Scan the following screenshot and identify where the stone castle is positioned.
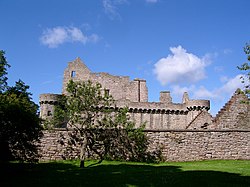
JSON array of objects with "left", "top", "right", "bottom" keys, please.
[
  {"left": 40, "top": 57, "right": 214, "bottom": 130},
  {"left": 39, "top": 57, "right": 249, "bottom": 161}
]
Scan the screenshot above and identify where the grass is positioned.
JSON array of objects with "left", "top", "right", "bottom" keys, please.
[{"left": 0, "top": 160, "right": 249, "bottom": 187}]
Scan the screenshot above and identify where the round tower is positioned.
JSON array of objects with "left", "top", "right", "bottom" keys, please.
[{"left": 39, "top": 94, "right": 62, "bottom": 120}]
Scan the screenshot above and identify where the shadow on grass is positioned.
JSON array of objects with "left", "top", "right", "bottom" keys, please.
[{"left": 0, "top": 161, "right": 249, "bottom": 187}]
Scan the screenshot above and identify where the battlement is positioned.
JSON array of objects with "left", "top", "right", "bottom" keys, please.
[
  {"left": 39, "top": 94, "right": 62, "bottom": 120},
  {"left": 185, "top": 100, "right": 210, "bottom": 111},
  {"left": 39, "top": 93, "right": 61, "bottom": 104}
]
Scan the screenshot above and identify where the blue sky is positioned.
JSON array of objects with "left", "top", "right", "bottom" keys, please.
[{"left": 1, "top": 0, "right": 249, "bottom": 116}]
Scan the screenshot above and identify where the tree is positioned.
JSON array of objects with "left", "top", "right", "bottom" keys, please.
[
  {"left": 53, "top": 80, "right": 156, "bottom": 168},
  {"left": 238, "top": 43, "right": 250, "bottom": 98},
  {"left": 0, "top": 50, "right": 10, "bottom": 93},
  {"left": 0, "top": 51, "right": 42, "bottom": 163}
]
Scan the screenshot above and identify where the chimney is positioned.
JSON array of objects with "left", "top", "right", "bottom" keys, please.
[
  {"left": 160, "top": 91, "right": 172, "bottom": 103},
  {"left": 182, "top": 92, "right": 189, "bottom": 103}
]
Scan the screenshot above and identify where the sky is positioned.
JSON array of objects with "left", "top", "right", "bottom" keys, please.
[{"left": 0, "top": 0, "right": 249, "bottom": 116}]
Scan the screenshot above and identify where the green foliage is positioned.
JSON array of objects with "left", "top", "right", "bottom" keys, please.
[
  {"left": 66, "top": 80, "right": 114, "bottom": 128},
  {"left": 0, "top": 52, "right": 42, "bottom": 163},
  {"left": 53, "top": 80, "right": 159, "bottom": 166},
  {"left": 238, "top": 43, "right": 250, "bottom": 98},
  {"left": 0, "top": 50, "right": 10, "bottom": 93},
  {"left": 49, "top": 95, "right": 68, "bottom": 128}
]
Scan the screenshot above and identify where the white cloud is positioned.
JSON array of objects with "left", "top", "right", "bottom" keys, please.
[
  {"left": 154, "top": 46, "right": 209, "bottom": 85},
  {"left": 195, "top": 75, "right": 244, "bottom": 100},
  {"left": 218, "top": 74, "right": 245, "bottom": 95},
  {"left": 170, "top": 75, "right": 246, "bottom": 116},
  {"left": 219, "top": 76, "right": 229, "bottom": 83},
  {"left": 173, "top": 74, "right": 245, "bottom": 100},
  {"left": 193, "top": 86, "right": 218, "bottom": 99},
  {"left": 40, "top": 27, "right": 68, "bottom": 48},
  {"left": 171, "top": 85, "right": 195, "bottom": 98},
  {"left": 40, "top": 26, "right": 99, "bottom": 48},
  {"left": 102, "top": 0, "right": 128, "bottom": 20},
  {"left": 67, "top": 27, "right": 87, "bottom": 43}
]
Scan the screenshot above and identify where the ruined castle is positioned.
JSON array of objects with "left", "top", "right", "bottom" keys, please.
[
  {"left": 40, "top": 57, "right": 213, "bottom": 130},
  {"left": 39, "top": 57, "right": 249, "bottom": 161}
]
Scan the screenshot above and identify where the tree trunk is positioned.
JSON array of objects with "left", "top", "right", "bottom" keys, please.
[
  {"left": 79, "top": 135, "right": 87, "bottom": 168},
  {"left": 80, "top": 159, "right": 85, "bottom": 168}
]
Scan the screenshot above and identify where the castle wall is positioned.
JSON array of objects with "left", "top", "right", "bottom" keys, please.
[
  {"left": 129, "top": 111, "right": 188, "bottom": 129},
  {"left": 62, "top": 58, "right": 91, "bottom": 94},
  {"left": 62, "top": 58, "right": 148, "bottom": 102},
  {"left": 39, "top": 129, "right": 250, "bottom": 161},
  {"left": 147, "top": 129, "right": 250, "bottom": 161}
]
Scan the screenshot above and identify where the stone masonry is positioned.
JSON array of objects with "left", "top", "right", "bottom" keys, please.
[
  {"left": 39, "top": 57, "right": 250, "bottom": 161},
  {"left": 40, "top": 57, "right": 212, "bottom": 130}
]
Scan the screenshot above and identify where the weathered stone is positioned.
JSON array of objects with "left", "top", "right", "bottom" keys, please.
[
  {"left": 39, "top": 58, "right": 213, "bottom": 130},
  {"left": 38, "top": 57, "right": 250, "bottom": 162}
]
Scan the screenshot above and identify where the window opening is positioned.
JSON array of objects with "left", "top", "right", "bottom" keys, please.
[
  {"left": 104, "top": 89, "right": 110, "bottom": 97},
  {"left": 47, "top": 110, "right": 52, "bottom": 116},
  {"left": 71, "top": 71, "right": 76, "bottom": 77}
]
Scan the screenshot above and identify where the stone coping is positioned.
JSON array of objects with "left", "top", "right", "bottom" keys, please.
[
  {"left": 48, "top": 128, "right": 250, "bottom": 132},
  {"left": 143, "top": 129, "right": 250, "bottom": 132}
]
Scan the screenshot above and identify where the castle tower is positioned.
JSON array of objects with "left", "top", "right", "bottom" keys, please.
[{"left": 39, "top": 94, "right": 61, "bottom": 120}]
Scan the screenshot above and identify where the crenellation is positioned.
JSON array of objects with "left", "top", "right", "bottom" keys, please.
[{"left": 39, "top": 94, "right": 62, "bottom": 120}]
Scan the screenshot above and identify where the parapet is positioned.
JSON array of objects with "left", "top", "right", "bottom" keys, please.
[
  {"left": 39, "top": 94, "right": 62, "bottom": 104},
  {"left": 185, "top": 100, "right": 210, "bottom": 111}
]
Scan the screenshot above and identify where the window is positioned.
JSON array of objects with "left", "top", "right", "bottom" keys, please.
[
  {"left": 71, "top": 71, "right": 76, "bottom": 78},
  {"left": 104, "top": 89, "right": 110, "bottom": 97},
  {"left": 47, "top": 110, "right": 52, "bottom": 116}
]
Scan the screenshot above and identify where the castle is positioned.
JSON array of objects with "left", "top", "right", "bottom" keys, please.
[
  {"left": 39, "top": 57, "right": 249, "bottom": 130},
  {"left": 39, "top": 57, "right": 249, "bottom": 161}
]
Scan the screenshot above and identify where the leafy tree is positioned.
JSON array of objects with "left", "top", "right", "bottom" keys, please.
[
  {"left": 0, "top": 51, "right": 42, "bottom": 163},
  {"left": 238, "top": 43, "right": 250, "bottom": 98},
  {"left": 53, "top": 80, "right": 157, "bottom": 168},
  {"left": 0, "top": 50, "right": 10, "bottom": 93}
]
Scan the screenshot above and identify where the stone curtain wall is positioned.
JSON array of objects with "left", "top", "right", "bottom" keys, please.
[
  {"left": 39, "top": 130, "right": 80, "bottom": 160},
  {"left": 39, "top": 129, "right": 250, "bottom": 161},
  {"left": 147, "top": 130, "right": 250, "bottom": 161}
]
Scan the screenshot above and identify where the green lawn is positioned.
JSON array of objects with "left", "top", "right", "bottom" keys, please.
[{"left": 1, "top": 160, "right": 249, "bottom": 187}]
